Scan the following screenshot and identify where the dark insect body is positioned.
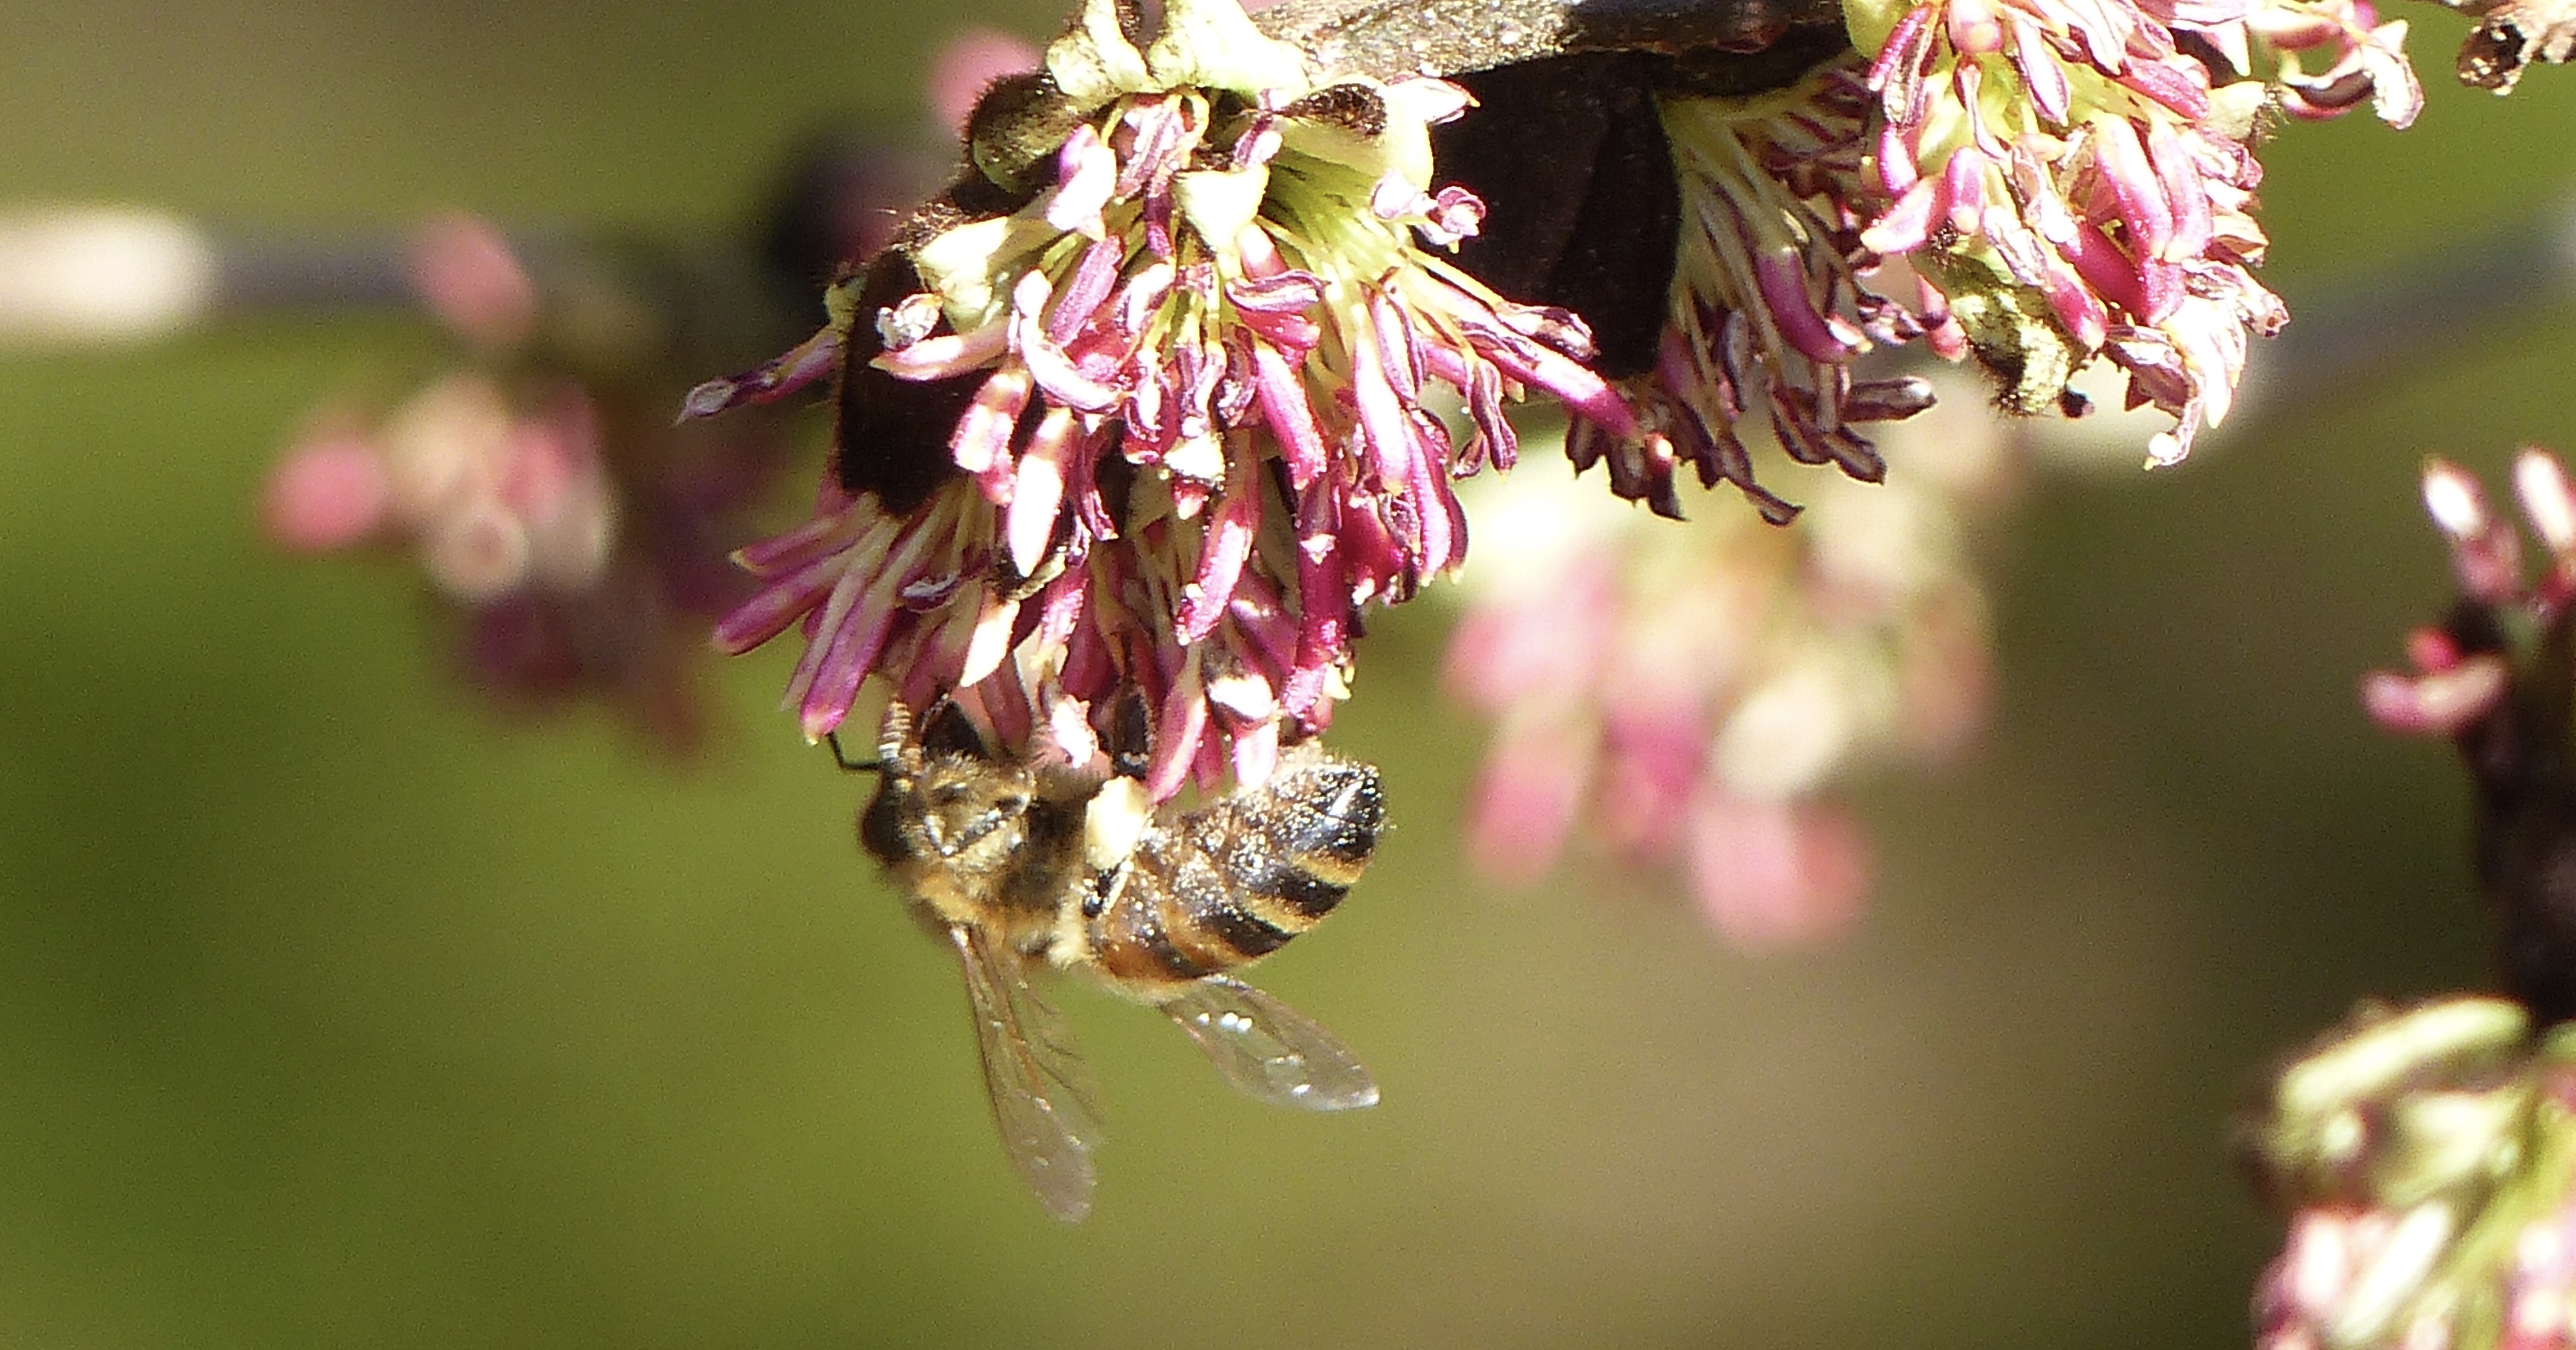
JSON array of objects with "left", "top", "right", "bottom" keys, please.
[{"left": 830, "top": 251, "right": 986, "bottom": 515}]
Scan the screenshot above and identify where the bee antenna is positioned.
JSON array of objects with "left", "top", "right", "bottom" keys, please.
[{"left": 824, "top": 731, "right": 880, "bottom": 774}]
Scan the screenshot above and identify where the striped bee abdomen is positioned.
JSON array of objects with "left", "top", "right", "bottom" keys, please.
[{"left": 1082, "top": 746, "right": 1385, "bottom": 992}]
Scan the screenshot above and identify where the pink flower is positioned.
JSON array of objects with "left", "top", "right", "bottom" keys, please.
[
  {"left": 264, "top": 430, "right": 391, "bottom": 553},
  {"left": 1684, "top": 795, "right": 1870, "bottom": 953},
  {"left": 1537, "top": 0, "right": 2415, "bottom": 517}
]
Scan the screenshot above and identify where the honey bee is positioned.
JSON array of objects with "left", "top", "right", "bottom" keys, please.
[{"left": 856, "top": 699, "right": 1383, "bottom": 1221}]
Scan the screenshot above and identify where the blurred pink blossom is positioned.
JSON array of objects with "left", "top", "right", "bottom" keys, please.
[
  {"left": 409, "top": 212, "right": 539, "bottom": 349},
  {"left": 264, "top": 208, "right": 825, "bottom": 751},
  {"left": 1445, "top": 376, "right": 2006, "bottom": 947},
  {"left": 263, "top": 430, "right": 390, "bottom": 553}
]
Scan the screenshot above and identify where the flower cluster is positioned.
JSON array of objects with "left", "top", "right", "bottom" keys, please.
[
  {"left": 702, "top": 0, "right": 1622, "bottom": 797},
  {"left": 2248, "top": 998, "right": 2576, "bottom": 1350},
  {"left": 271, "top": 367, "right": 617, "bottom": 603},
  {"left": 1844, "top": 0, "right": 2421, "bottom": 464},
  {"left": 1528, "top": 0, "right": 2418, "bottom": 518},
  {"left": 1445, "top": 378, "right": 2006, "bottom": 949}
]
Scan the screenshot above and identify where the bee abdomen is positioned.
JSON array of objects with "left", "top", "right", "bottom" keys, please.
[
  {"left": 1083, "top": 750, "right": 1384, "bottom": 991},
  {"left": 1086, "top": 848, "right": 1235, "bottom": 984},
  {"left": 1260, "top": 754, "right": 1384, "bottom": 900}
]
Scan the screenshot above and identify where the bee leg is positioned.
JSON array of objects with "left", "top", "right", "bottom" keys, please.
[
  {"left": 1106, "top": 689, "right": 1153, "bottom": 781},
  {"left": 823, "top": 731, "right": 879, "bottom": 774}
]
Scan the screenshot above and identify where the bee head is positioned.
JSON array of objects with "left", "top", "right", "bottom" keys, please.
[
  {"left": 911, "top": 762, "right": 1039, "bottom": 861},
  {"left": 861, "top": 698, "right": 1042, "bottom": 868}
]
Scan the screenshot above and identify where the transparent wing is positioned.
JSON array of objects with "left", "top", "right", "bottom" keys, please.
[
  {"left": 1159, "top": 974, "right": 1379, "bottom": 1112},
  {"left": 946, "top": 924, "right": 1105, "bottom": 1222}
]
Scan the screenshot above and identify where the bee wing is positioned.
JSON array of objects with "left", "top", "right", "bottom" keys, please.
[
  {"left": 945, "top": 924, "right": 1105, "bottom": 1222},
  {"left": 1159, "top": 975, "right": 1379, "bottom": 1112}
]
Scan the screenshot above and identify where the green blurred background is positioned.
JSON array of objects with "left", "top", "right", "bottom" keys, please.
[{"left": 6, "top": 3, "right": 2576, "bottom": 1345}]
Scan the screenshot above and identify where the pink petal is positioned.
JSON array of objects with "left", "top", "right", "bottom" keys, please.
[
  {"left": 1176, "top": 470, "right": 1260, "bottom": 643},
  {"left": 2038, "top": 254, "right": 2110, "bottom": 350},
  {"left": 1116, "top": 260, "right": 1177, "bottom": 337},
  {"left": 1754, "top": 253, "right": 1856, "bottom": 363},
  {"left": 1686, "top": 796, "right": 1869, "bottom": 953},
  {"left": 794, "top": 583, "right": 899, "bottom": 739},
  {"left": 2118, "top": 55, "right": 2212, "bottom": 120},
  {"left": 980, "top": 660, "right": 1036, "bottom": 748},
  {"left": 1230, "top": 716, "right": 1280, "bottom": 788},
  {"left": 2147, "top": 120, "right": 2213, "bottom": 261},
  {"left": 1146, "top": 673, "right": 1210, "bottom": 803},
  {"left": 1045, "top": 124, "right": 1117, "bottom": 235},
  {"left": 1948, "top": 0, "right": 2006, "bottom": 50},
  {"left": 1012, "top": 272, "right": 1120, "bottom": 413},
  {"left": 1466, "top": 326, "right": 1635, "bottom": 435},
  {"left": 957, "top": 593, "right": 1023, "bottom": 687},
  {"left": 713, "top": 556, "right": 841, "bottom": 653},
  {"left": 1878, "top": 122, "right": 1922, "bottom": 198},
  {"left": 1862, "top": 175, "right": 1941, "bottom": 256},
  {"left": 1006, "top": 406, "right": 1077, "bottom": 576},
  {"left": 2089, "top": 115, "right": 2175, "bottom": 261},
  {"left": 1940, "top": 147, "right": 1985, "bottom": 239},
  {"left": 2061, "top": 222, "right": 2149, "bottom": 318},
  {"left": 1225, "top": 571, "right": 1298, "bottom": 678},
  {"left": 950, "top": 366, "right": 1033, "bottom": 479},
  {"left": 1464, "top": 722, "right": 1591, "bottom": 884},
  {"left": 871, "top": 323, "right": 1008, "bottom": 381},
  {"left": 1050, "top": 236, "right": 1125, "bottom": 346},
  {"left": 1227, "top": 267, "right": 1324, "bottom": 314},
  {"left": 1866, "top": 6, "right": 1938, "bottom": 128},
  {"left": 733, "top": 507, "right": 859, "bottom": 576},
  {"left": 681, "top": 326, "right": 845, "bottom": 419},
  {"left": 2360, "top": 658, "right": 2508, "bottom": 736},
  {"left": 264, "top": 433, "right": 389, "bottom": 552},
  {"left": 2010, "top": 17, "right": 2071, "bottom": 122}
]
